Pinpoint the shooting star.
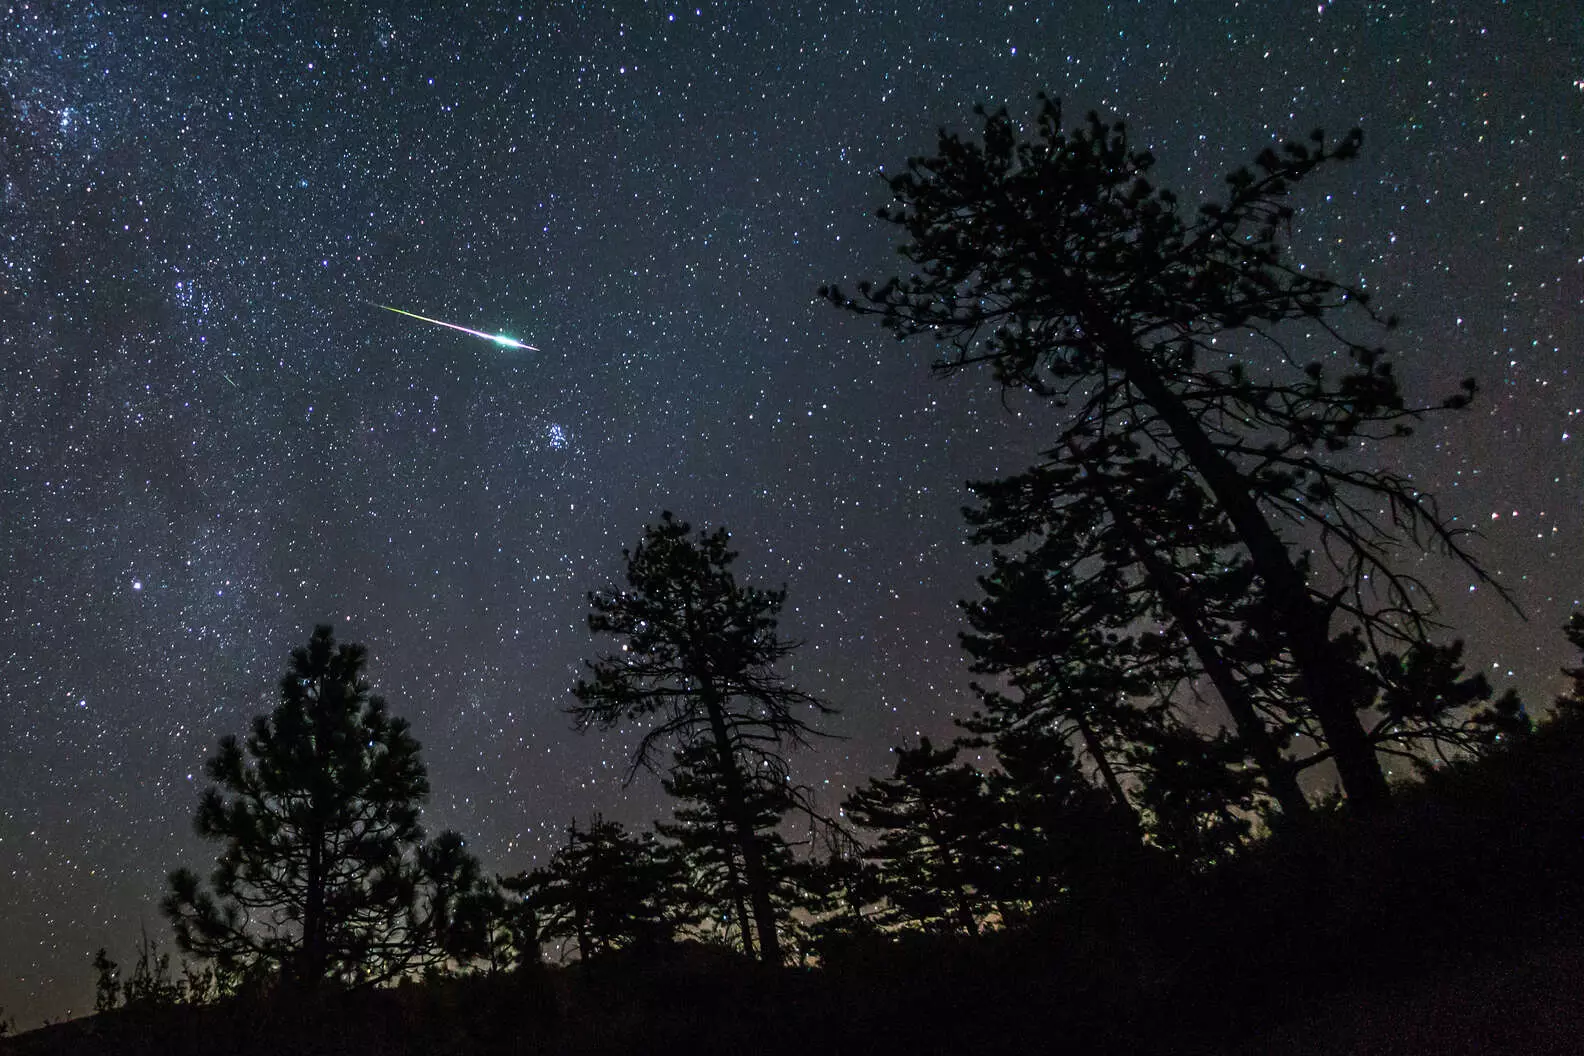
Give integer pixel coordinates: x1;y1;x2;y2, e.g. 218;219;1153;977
368;302;539;351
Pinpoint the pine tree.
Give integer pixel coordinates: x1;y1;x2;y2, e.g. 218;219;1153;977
961;510;1172;824
1366;638;1529;761
656;741;798;958
425;872;533;976
982;719;1143;909
162;625;482;990
798;824;881;956
842;739;1003;935
959;450;1290;820
571;512;835;964
507;816;674;962
1560;614;1584;713
826;97;1506;811
1128;726;1259;868
412;830;519;972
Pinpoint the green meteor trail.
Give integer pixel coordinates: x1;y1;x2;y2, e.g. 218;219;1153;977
369;302;539;350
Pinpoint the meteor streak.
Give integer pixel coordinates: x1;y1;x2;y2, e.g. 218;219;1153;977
368;302;538;350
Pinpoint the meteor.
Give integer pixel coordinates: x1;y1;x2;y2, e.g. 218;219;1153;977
368;302;539;351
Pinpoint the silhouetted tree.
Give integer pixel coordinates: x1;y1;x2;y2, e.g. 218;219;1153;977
963;446;1314;827
843;739;1003;935
797;823;882;956
91;929;223;1013
827;96;1507;811
463;880;542;974
960;550;1152;824
1129;726;1259;868
507;816;674;962
91;947;121;1013
656;741;800;957
411;830;522;973
571;513;835;964
1361;637;1529;762
162;625;483;990
93;932;181;1012
1560;614;1584;713
980;718;1145;906
959;461;1293;854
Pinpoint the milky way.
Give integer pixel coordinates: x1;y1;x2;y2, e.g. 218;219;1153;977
1;2;1578;1024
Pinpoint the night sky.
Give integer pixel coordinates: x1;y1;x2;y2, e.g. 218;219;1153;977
2;1;1578;1026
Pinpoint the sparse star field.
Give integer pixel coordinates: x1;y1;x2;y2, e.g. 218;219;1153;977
1;1;1578;1026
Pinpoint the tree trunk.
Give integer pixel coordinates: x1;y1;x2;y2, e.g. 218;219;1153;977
1104;336;1391;810
712;813;757;958
1073;713;1140;831
574;899;590;962
302;829;326;988
1071;443;1312;824
703;691;783;964
954;892;979;936
925;810;978;936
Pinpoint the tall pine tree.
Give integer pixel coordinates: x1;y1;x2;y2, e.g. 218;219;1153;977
827;97;1508;811
571;513;835;964
162;625;484;990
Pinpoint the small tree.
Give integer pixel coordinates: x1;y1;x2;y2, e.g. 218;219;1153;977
959;535;1169;830
92;930;201;1012
507;816;674;963
412;830;520;973
843;739;1003;935
571;513;835;964
92;947;121;1013
1560;614;1584;713
162;625;482;990
981;719;1144;909
656;741;798;957
798;823;882;957
1129;726;1259;869
1366;638;1528;764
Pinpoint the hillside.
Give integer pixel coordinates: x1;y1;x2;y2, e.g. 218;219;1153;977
6;712;1582;1055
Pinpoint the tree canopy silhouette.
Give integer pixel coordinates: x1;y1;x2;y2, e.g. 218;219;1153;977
162;625;486;991
656;741;802;959
958;706;1152;899
1556;614;1584;714
826;96;1509;811
505;815;674;963
842;739;1002;935
570;512;835;964
961;446;1313;830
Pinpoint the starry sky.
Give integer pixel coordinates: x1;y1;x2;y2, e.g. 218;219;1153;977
2;0;1578;1027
